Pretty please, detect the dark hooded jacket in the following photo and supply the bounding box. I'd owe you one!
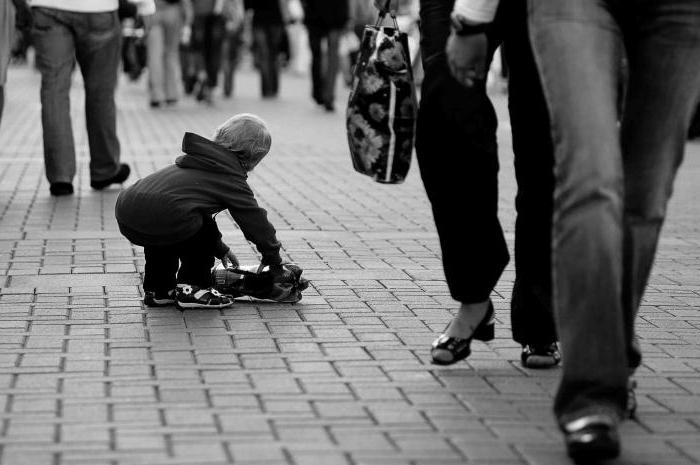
[115,132,282,265]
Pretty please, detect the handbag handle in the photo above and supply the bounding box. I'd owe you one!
[375,0,401,30]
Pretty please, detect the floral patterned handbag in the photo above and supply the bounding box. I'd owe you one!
[346,9,418,184]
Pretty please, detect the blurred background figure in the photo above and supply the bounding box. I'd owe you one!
[244,0,288,98]
[285,0,308,75]
[147,0,193,107]
[1,0,30,127]
[301,0,350,112]
[220,1,245,98]
[189,0,244,103]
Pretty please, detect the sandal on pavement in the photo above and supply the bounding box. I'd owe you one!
[431,301,495,366]
[521,342,561,369]
[176,285,233,309]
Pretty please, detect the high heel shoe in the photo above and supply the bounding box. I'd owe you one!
[430,301,495,365]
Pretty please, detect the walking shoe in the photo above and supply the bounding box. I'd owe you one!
[143,289,176,307]
[521,342,562,369]
[562,413,620,462]
[50,182,74,196]
[91,163,131,190]
[431,301,495,365]
[176,284,233,309]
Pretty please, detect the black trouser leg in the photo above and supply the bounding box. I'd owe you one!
[416,0,508,304]
[499,0,557,346]
[0,86,4,127]
[144,246,179,292]
[176,217,221,288]
[307,27,324,103]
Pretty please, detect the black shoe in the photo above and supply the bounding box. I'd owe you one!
[91,163,131,190]
[143,289,176,307]
[165,99,178,106]
[521,342,561,369]
[49,182,74,196]
[563,413,620,462]
[430,301,495,365]
[150,100,162,108]
[323,102,335,112]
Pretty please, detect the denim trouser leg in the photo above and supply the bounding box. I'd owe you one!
[528,0,629,421]
[620,4,700,368]
[254,25,282,97]
[323,29,341,106]
[416,0,508,304]
[74,11,122,182]
[148,18,166,102]
[32,8,77,184]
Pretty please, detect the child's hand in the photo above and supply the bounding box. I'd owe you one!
[221,250,239,269]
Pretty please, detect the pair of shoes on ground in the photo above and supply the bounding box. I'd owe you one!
[144,285,234,309]
[52,163,131,195]
[429,301,562,369]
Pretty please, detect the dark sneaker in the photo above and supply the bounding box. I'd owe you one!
[521,342,561,369]
[176,285,233,309]
[50,182,74,196]
[91,163,131,190]
[143,289,176,307]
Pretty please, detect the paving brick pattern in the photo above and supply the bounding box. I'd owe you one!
[0,64,699,465]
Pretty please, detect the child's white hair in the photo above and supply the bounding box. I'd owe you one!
[213,113,272,164]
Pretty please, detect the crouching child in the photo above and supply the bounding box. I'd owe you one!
[115,114,283,309]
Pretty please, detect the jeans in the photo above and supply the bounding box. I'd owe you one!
[307,26,341,106]
[528,0,700,422]
[253,24,284,98]
[143,216,223,292]
[221,27,243,98]
[417,0,556,344]
[32,7,122,185]
[147,4,182,102]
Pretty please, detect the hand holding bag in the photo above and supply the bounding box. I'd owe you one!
[346,4,418,184]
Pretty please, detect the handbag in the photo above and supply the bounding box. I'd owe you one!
[345,7,418,184]
[212,263,310,304]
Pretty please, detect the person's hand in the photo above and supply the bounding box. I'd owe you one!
[220,250,240,269]
[446,31,488,88]
[373,0,399,15]
[181,24,192,45]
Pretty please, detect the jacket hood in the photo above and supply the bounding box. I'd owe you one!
[176,132,246,176]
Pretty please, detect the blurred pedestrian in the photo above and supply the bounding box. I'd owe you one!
[31,0,130,196]
[244,0,287,98]
[190,0,243,103]
[220,4,244,98]
[301,0,350,112]
[1,0,31,128]
[147,0,193,107]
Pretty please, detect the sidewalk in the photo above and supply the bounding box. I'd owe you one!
[0,64,699,465]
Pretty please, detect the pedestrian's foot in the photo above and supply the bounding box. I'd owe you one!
[562,412,620,462]
[165,99,178,106]
[626,378,637,419]
[143,289,176,307]
[521,342,561,369]
[49,182,74,196]
[150,100,162,108]
[324,102,335,112]
[431,301,494,365]
[175,284,233,309]
[90,163,131,190]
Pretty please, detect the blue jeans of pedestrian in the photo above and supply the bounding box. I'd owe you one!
[31,7,122,185]
[528,0,700,423]
[417,0,557,344]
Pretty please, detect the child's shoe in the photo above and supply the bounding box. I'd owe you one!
[144,289,176,307]
[176,284,233,309]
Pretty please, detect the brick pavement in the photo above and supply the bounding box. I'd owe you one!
[0,63,699,465]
